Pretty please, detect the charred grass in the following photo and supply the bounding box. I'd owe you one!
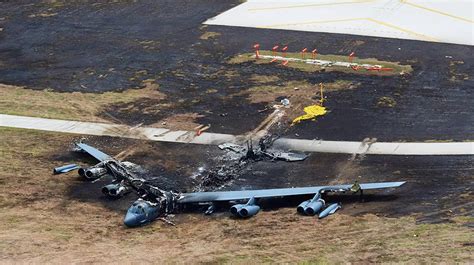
[0,128,472,263]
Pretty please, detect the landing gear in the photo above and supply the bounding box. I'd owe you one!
[204,203,216,215]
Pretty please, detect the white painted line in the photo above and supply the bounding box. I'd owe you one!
[204,0,473,45]
[1,114,473,155]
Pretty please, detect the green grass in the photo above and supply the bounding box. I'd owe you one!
[0,82,163,121]
[229,51,412,75]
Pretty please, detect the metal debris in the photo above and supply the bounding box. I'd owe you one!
[53,164,80,174]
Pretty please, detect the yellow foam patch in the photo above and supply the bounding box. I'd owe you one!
[292,105,327,124]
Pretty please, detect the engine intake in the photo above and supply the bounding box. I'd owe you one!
[102,183,130,197]
[230,204,260,218]
[79,166,107,180]
[230,197,260,218]
[297,194,325,215]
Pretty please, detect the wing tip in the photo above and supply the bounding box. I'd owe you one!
[396,181,407,186]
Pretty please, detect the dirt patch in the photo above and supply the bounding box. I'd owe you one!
[1,0,472,141]
[199,31,221,40]
[249,74,280,84]
[0,128,472,263]
[235,79,357,122]
[150,112,205,131]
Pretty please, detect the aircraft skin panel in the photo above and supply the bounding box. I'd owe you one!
[76,143,112,162]
[178,181,406,203]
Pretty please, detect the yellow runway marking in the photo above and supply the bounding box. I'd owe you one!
[258,18,367,29]
[365,18,439,42]
[400,0,473,24]
[248,0,375,12]
[259,17,438,42]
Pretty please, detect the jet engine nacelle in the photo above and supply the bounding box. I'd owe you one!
[230,197,260,218]
[102,183,130,197]
[78,166,107,180]
[297,194,325,216]
[230,204,260,218]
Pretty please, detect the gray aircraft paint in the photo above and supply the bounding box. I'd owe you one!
[72,142,406,226]
[318,203,342,219]
[53,164,80,174]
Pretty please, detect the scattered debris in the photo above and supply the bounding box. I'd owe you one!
[194,124,211,136]
[28,12,58,18]
[158,217,176,226]
[280,98,290,106]
[53,164,80,174]
[318,203,341,219]
[351,137,377,160]
[200,136,308,190]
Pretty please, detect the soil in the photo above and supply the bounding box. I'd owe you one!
[0,128,472,263]
[0,0,472,141]
[0,1,473,263]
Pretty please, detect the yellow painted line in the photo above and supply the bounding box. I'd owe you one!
[258,17,439,42]
[257,18,366,29]
[365,18,439,42]
[248,0,375,12]
[400,0,473,24]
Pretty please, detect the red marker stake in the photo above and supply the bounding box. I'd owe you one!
[281,46,288,58]
[312,49,318,59]
[253,43,260,59]
[301,47,308,59]
[272,45,279,56]
[349,51,355,63]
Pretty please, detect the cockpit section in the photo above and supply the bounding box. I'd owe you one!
[124,199,161,227]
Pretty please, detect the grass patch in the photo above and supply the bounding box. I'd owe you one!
[199,31,221,40]
[240,79,356,106]
[249,74,280,84]
[376,96,397,108]
[0,128,472,263]
[229,51,412,75]
[0,82,164,122]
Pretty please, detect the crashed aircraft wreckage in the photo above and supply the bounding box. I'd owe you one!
[59,142,405,227]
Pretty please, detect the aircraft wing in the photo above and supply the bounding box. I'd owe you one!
[177,181,405,203]
[75,143,112,162]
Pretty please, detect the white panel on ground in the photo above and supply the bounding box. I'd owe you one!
[1,114,473,155]
[204,0,474,45]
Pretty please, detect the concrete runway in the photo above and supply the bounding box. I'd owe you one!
[205,0,474,45]
[2,114,472,155]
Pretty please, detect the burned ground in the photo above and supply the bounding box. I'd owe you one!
[0,0,473,263]
[44,133,474,225]
[0,0,473,141]
[0,128,472,263]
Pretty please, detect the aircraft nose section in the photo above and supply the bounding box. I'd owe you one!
[123,212,139,227]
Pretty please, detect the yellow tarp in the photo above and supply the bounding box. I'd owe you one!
[292,105,327,124]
